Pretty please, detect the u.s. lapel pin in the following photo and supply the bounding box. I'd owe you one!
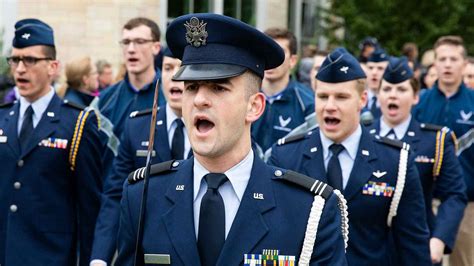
[253,193,264,200]
[47,112,55,117]
[362,150,369,156]
[9,111,14,116]
[0,136,7,143]
[157,120,164,126]
[0,129,3,135]
[373,170,387,178]
[176,185,184,191]
[310,147,317,153]
[407,131,415,137]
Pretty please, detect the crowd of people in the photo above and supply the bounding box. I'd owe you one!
[0,12,473,266]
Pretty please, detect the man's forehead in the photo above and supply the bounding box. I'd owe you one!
[435,44,465,57]
[122,25,153,38]
[11,45,46,56]
[163,56,181,65]
[367,61,388,68]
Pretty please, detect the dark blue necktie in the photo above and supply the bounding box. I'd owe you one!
[171,119,185,160]
[370,96,378,115]
[198,173,228,266]
[385,129,397,140]
[327,144,345,191]
[19,105,34,150]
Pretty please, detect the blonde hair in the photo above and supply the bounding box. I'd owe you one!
[65,56,93,88]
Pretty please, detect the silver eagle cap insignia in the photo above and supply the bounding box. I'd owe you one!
[184,17,208,47]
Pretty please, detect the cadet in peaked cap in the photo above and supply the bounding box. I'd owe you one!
[116,13,347,266]
[365,48,389,119]
[369,56,467,264]
[270,49,431,265]
[1,18,102,266]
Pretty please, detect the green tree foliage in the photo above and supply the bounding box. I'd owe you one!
[324,0,474,56]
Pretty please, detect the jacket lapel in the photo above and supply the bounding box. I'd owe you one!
[301,129,327,182]
[20,95,60,158]
[154,107,172,162]
[217,156,276,265]
[162,159,200,266]
[343,129,378,201]
[3,102,21,157]
[402,118,420,149]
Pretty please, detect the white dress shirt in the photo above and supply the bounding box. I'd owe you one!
[320,125,362,189]
[193,150,253,239]
[380,115,411,140]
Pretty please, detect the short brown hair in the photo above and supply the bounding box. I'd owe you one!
[244,70,262,98]
[42,46,56,60]
[355,79,366,94]
[409,77,421,95]
[123,17,160,41]
[434,35,467,58]
[65,56,93,88]
[264,27,297,55]
[96,60,112,75]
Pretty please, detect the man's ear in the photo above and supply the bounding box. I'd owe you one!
[246,92,266,123]
[152,42,161,56]
[289,54,299,70]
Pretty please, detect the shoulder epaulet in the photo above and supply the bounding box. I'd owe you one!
[63,99,86,110]
[128,160,180,184]
[276,169,333,200]
[277,131,312,146]
[129,108,154,118]
[374,135,405,149]
[0,101,15,108]
[420,123,444,132]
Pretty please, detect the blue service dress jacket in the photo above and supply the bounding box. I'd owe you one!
[92,106,192,262]
[116,156,347,266]
[0,94,103,266]
[368,118,467,253]
[269,127,431,265]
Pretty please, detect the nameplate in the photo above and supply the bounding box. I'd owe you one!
[144,254,171,264]
[136,150,156,157]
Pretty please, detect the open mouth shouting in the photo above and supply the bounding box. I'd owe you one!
[323,116,341,131]
[387,103,399,116]
[194,115,215,137]
[15,77,30,87]
[169,87,183,99]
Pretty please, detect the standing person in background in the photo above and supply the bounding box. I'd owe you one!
[358,36,378,63]
[463,57,474,89]
[96,59,113,92]
[0,18,102,266]
[95,18,165,219]
[251,28,314,160]
[364,48,389,120]
[369,56,466,264]
[58,56,99,106]
[90,48,191,266]
[420,64,438,90]
[309,51,329,92]
[413,35,474,266]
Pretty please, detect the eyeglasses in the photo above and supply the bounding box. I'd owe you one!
[6,56,52,68]
[119,38,155,47]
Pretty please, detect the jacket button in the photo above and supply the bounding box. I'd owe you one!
[17,160,24,167]
[10,204,18,212]
[14,182,21,189]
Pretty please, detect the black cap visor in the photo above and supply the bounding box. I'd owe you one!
[172,63,247,81]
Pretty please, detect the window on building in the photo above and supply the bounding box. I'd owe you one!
[224,0,256,25]
[168,0,211,18]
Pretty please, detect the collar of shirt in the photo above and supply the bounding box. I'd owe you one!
[380,115,411,139]
[262,77,296,104]
[193,149,253,202]
[367,89,378,107]
[320,124,362,161]
[124,70,159,93]
[18,87,55,130]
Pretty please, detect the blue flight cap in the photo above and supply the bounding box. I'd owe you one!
[367,48,388,62]
[162,47,177,59]
[316,48,366,83]
[12,18,55,48]
[166,13,284,81]
[383,56,413,84]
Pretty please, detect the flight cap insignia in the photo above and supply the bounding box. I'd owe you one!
[185,17,208,47]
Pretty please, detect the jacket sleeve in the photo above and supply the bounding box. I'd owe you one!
[116,181,140,266]
[74,112,103,266]
[91,118,137,262]
[431,134,467,252]
[310,193,348,265]
[392,156,431,265]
